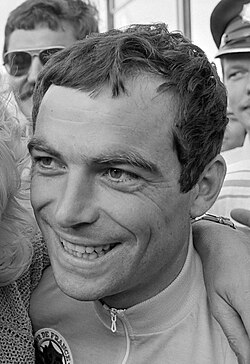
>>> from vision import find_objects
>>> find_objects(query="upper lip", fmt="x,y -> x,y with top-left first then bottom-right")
58,233 -> 116,247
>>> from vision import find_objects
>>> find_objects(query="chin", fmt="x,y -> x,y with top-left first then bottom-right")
52,266 -> 109,302
57,279 -> 107,302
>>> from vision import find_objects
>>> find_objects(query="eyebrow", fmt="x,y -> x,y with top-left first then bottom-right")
91,151 -> 160,175
28,137 -> 161,175
28,138 -> 62,160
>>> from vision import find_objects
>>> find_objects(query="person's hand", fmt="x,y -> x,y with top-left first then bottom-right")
231,208 -> 250,229
193,220 -> 250,364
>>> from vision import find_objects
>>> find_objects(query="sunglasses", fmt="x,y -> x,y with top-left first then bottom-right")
3,46 -> 65,77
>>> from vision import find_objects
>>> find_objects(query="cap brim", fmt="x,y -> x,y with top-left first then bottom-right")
215,46 -> 250,57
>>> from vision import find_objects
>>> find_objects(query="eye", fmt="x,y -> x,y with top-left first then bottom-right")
38,156 -> 53,166
105,168 -> 138,183
33,156 -> 53,167
109,169 -> 123,179
32,155 -> 65,172
228,70 -> 245,80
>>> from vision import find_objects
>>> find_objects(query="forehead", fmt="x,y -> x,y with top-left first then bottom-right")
36,79 -> 176,129
7,23 -> 76,51
223,52 -> 250,68
34,80 -> 177,164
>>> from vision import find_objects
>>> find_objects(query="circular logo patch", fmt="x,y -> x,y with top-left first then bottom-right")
34,328 -> 74,364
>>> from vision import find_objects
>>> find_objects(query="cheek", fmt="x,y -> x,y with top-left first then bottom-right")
227,82 -> 242,107
30,177 -> 55,210
9,76 -> 23,92
228,89 -> 236,104
103,189 -> 187,240
30,184 -> 42,211
232,124 -> 245,136
102,193 -> 155,235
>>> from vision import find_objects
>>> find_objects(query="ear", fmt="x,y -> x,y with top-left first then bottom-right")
190,155 -> 226,218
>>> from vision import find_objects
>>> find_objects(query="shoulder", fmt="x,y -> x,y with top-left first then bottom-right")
0,282 -> 35,363
16,232 -> 50,301
29,232 -> 50,291
222,145 -> 244,166
222,139 -> 250,175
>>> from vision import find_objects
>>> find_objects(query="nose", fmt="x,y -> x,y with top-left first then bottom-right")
55,169 -> 100,229
26,56 -> 43,83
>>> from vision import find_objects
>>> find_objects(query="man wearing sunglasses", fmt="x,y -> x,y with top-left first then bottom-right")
3,0 -> 99,133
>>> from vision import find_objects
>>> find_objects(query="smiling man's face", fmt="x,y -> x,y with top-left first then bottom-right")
29,77 -> 196,309
223,53 -> 250,133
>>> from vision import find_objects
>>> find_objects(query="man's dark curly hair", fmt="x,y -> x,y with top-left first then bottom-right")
3,0 -> 99,56
32,23 -> 227,193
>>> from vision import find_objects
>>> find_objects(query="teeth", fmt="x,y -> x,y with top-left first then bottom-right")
60,238 -> 113,259
89,252 -> 98,260
95,246 -> 104,253
86,246 -> 95,254
75,245 -> 86,253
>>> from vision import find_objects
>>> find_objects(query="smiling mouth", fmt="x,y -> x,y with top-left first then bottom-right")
61,238 -> 117,260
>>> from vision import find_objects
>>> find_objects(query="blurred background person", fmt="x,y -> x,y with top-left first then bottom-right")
2,0 -> 99,136
221,106 -> 246,152
209,0 -> 250,229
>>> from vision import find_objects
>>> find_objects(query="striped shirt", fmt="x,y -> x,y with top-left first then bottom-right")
210,136 -> 250,228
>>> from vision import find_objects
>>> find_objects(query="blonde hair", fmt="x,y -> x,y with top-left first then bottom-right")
0,95 -> 33,286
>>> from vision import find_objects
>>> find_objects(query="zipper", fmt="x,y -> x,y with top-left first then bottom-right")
110,307 -> 125,333
108,307 -> 130,364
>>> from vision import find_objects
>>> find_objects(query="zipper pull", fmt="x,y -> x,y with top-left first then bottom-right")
102,303 -> 125,333
110,308 -> 117,333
